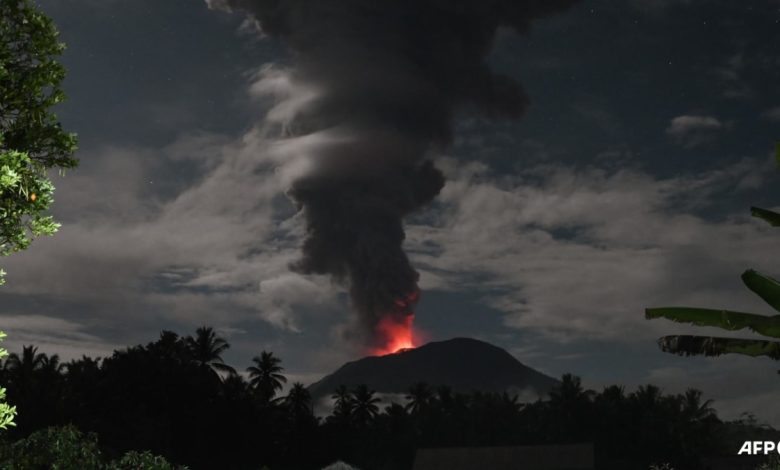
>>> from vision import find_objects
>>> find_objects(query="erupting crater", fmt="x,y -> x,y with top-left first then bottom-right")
371,289 -> 420,356
372,315 -> 415,356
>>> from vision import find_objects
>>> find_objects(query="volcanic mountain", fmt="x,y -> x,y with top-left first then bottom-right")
308,337 -> 559,400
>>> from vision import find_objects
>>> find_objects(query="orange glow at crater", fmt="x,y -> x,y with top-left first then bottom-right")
372,314 -> 415,356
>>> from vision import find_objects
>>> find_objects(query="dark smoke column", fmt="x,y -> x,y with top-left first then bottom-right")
207,0 -> 580,352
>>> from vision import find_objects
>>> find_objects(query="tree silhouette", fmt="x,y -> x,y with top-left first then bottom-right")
404,382 -> 432,415
549,373 -> 588,408
331,385 -> 354,421
185,326 -> 235,376
247,351 -> 287,404
0,330 -> 740,470
284,382 -> 313,419
38,353 -> 65,376
350,385 -> 380,427
3,347 -> 66,434
632,384 -> 662,410
547,374 -> 592,443
4,345 -> 45,378
4,345 -> 46,399
220,372 -> 249,399
680,388 -> 716,422
150,330 -> 188,361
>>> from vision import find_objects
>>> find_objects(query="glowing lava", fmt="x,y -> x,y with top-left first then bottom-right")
372,314 -> 415,356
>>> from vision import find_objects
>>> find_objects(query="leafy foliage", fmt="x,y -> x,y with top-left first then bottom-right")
106,450 -> 189,470
0,0 -> 78,168
0,0 -> 77,285
0,425 -> 187,469
0,425 -> 103,469
0,331 -> 16,431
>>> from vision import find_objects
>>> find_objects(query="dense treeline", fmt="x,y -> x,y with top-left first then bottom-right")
0,327 -> 769,469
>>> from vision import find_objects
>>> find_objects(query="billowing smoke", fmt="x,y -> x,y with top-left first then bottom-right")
206,0 -> 579,350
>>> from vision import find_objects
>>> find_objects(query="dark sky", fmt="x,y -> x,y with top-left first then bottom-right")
3,0 -> 780,424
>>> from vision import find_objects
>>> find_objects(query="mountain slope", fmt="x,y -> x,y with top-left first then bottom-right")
308,337 -> 559,399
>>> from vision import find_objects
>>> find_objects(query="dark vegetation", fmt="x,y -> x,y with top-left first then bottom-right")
0,327 -> 773,470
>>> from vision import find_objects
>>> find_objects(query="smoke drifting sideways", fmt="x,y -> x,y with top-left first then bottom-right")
206,0 -> 580,352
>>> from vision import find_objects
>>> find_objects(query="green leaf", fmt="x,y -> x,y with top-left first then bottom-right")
751,206 -> 780,227
742,269 -> 780,313
0,0 -> 78,285
646,307 -> 780,338
657,335 -> 780,360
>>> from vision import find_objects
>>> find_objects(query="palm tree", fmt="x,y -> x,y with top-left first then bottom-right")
284,382 -> 313,418
351,384 -> 380,426
221,372 -> 249,400
247,351 -> 286,403
405,382 -> 432,415
680,388 -> 715,422
631,384 -> 662,411
549,373 -> 589,409
5,345 -> 45,385
5,347 -> 63,429
547,373 -> 591,442
594,385 -> 626,417
64,355 -> 101,376
38,354 -> 64,374
331,384 -> 353,419
151,330 -> 186,360
185,326 -> 236,376
37,353 -> 65,390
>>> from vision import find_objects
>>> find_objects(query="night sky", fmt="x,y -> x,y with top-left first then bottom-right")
3,0 -> 780,424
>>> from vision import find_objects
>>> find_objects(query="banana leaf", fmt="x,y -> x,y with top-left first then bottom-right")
751,206 -> 780,226
646,307 -> 780,338
657,335 -> 780,360
741,269 -> 780,313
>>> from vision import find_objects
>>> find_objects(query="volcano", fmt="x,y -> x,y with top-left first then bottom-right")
308,337 -> 560,400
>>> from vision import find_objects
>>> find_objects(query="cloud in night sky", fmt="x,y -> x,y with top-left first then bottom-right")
665,115 -> 725,148
762,106 -> 780,121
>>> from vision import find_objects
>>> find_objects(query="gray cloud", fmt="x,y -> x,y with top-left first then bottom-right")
0,314 -> 116,362
407,156 -> 778,343
762,106 -> 780,121
0,128 -> 344,360
665,114 -> 725,148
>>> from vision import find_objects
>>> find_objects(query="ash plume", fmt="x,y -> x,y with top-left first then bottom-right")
206,0 -> 580,347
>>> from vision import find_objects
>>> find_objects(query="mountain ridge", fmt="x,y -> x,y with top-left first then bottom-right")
308,337 -> 560,400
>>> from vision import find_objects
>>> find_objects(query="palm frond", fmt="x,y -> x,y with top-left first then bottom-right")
210,362 -> 236,374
